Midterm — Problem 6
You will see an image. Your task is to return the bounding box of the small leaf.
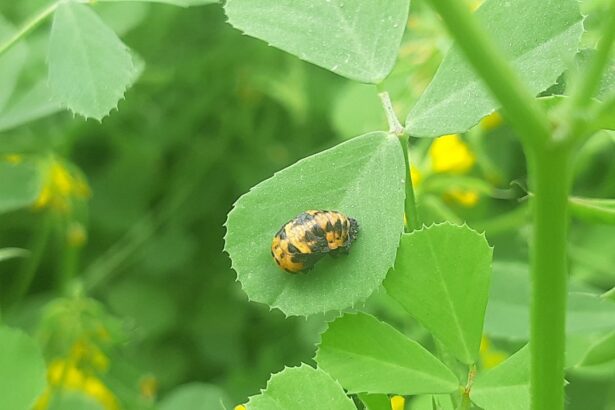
[470,345,530,410]
[0,326,47,410]
[0,159,44,214]
[48,2,139,120]
[225,132,405,316]
[246,364,356,410]
[579,331,615,367]
[384,223,493,364]
[158,383,230,410]
[569,196,615,224]
[224,0,409,83]
[406,0,583,137]
[316,313,459,395]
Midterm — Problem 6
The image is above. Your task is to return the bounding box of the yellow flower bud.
[391,395,405,410]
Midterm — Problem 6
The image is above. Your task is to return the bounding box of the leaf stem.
[0,1,60,57]
[424,0,551,150]
[378,92,421,231]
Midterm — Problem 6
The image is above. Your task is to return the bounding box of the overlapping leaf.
[225,132,405,316]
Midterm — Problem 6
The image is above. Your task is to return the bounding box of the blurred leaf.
[224,0,409,83]
[316,313,459,395]
[158,383,230,410]
[358,393,390,410]
[0,159,43,214]
[580,331,615,367]
[569,196,615,224]
[47,392,104,410]
[225,132,405,316]
[0,247,29,263]
[0,15,28,112]
[0,326,47,410]
[98,0,218,6]
[246,364,356,410]
[332,83,387,138]
[0,80,62,132]
[485,262,615,340]
[48,2,139,120]
[384,223,493,364]
[94,2,150,36]
[406,0,583,137]
[470,345,530,410]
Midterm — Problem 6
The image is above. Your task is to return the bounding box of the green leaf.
[48,2,139,120]
[224,0,409,83]
[384,223,493,364]
[580,331,615,367]
[0,15,28,113]
[470,345,530,410]
[406,0,583,137]
[484,262,615,340]
[332,83,387,138]
[0,159,44,214]
[569,196,615,224]
[358,393,391,410]
[0,248,29,263]
[316,313,459,395]
[0,80,62,132]
[48,392,104,410]
[246,364,356,410]
[158,383,230,410]
[97,0,219,7]
[0,326,47,410]
[224,132,405,316]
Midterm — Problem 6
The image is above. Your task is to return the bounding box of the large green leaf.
[0,326,47,410]
[384,223,493,364]
[0,160,44,214]
[48,2,139,120]
[316,313,459,395]
[246,364,356,410]
[470,345,530,410]
[225,132,405,316]
[0,15,28,113]
[98,0,218,6]
[224,0,409,83]
[484,262,615,340]
[158,383,230,410]
[406,0,583,137]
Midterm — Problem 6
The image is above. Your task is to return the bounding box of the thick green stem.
[527,145,572,410]
[0,1,59,57]
[425,0,551,150]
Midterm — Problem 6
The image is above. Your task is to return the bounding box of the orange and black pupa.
[271,210,359,273]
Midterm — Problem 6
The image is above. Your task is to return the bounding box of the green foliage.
[384,223,493,364]
[0,247,29,263]
[47,392,104,410]
[0,15,27,112]
[225,132,405,316]
[224,0,410,83]
[48,2,139,120]
[358,393,390,410]
[0,159,43,214]
[316,312,459,395]
[158,383,230,410]
[407,0,583,137]
[99,0,218,6]
[246,364,356,410]
[0,326,47,410]
[470,345,530,410]
[569,196,615,224]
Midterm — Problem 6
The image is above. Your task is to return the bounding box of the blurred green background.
[0,0,614,409]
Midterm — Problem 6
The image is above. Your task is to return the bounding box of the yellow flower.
[390,395,405,410]
[429,134,475,174]
[446,189,480,207]
[33,159,90,212]
[480,112,503,131]
[234,405,247,410]
[479,336,508,369]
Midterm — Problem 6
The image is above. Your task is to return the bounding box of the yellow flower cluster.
[429,134,476,174]
[34,159,90,212]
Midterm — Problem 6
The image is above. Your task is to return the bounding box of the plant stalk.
[527,145,572,410]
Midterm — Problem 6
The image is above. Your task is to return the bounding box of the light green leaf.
[97,0,218,7]
[484,262,615,340]
[332,83,387,138]
[569,196,615,224]
[358,393,390,410]
[48,392,104,410]
[470,345,529,410]
[224,0,409,83]
[0,326,47,410]
[0,15,28,113]
[0,248,29,263]
[316,313,459,395]
[224,132,405,316]
[158,383,230,410]
[48,2,139,120]
[406,0,583,137]
[0,159,44,214]
[246,364,356,410]
[580,331,615,367]
[384,223,492,364]
[0,80,62,132]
